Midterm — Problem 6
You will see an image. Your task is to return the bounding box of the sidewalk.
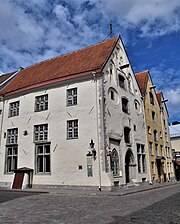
[2,180,179,197]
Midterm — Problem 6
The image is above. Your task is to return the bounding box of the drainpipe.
[92,71,102,191]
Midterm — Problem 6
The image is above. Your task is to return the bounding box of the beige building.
[156,92,174,181]
[135,71,170,183]
[0,36,149,190]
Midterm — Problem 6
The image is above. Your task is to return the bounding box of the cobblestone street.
[0,184,179,224]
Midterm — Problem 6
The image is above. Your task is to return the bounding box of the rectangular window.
[67,119,78,139]
[35,94,48,112]
[137,144,146,173]
[124,127,131,143]
[9,101,19,117]
[6,146,18,173]
[34,124,48,142]
[67,88,77,106]
[36,144,50,173]
[155,144,158,157]
[149,142,153,155]
[7,128,18,144]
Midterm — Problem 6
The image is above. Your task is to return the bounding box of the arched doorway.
[111,148,119,176]
[125,149,135,183]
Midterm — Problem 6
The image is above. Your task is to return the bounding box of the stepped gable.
[1,36,118,96]
[135,70,149,94]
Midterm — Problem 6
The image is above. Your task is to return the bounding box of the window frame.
[6,146,18,173]
[35,143,51,174]
[35,94,48,112]
[34,124,48,142]
[67,88,77,106]
[67,119,78,139]
[137,144,146,173]
[9,101,20,117]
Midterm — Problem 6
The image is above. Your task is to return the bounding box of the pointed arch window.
[111,149,119,176]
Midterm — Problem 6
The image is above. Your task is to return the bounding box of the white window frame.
[34,124,48,142]
[6,146,18,173]
[67,119,78,139]
[137,144,146,173]
[36,143,51,174]
[9,101,19,117]
[67,88,77,106]
[7,128,18,144]
[35,94,48,112]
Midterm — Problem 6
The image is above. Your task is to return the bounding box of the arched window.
[111,149,119,176]
[122,97,129,113]
[154,130,158,141]
[118,75,125,89]
[149,92,154,105]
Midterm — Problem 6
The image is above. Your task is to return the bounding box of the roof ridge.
[23,36,118,71]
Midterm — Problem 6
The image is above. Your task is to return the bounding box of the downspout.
[92,71,102,191]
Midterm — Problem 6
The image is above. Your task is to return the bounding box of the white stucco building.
[0,36,149,190]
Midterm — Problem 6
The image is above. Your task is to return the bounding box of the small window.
[67,119,78,139]
[149,92,154,105]
[118,75,125,89]
[110,91,115,100]
[35,94,48,112]
[122,97,129,113]
[9,101,19,117]
[152,111,156,122]
[34,124,48,142]
[124,127,131,143]
[148,126,151,134]
[67,88,77,106]
[134,125,136,131]
[154,130,158,141]
[149,142,153,155]
[7,128,18,144]
[155,144,158,157]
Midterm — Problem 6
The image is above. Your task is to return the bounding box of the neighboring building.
[156,92,174,181]
[0,36,149,190]
[135,71,168,183]
[169,124,180,181]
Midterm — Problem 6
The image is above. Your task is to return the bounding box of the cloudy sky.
[0,0,180,122]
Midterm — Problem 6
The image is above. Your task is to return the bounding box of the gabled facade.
[0,36,149,190]
[156,92,174,181]
[135,71,168,183]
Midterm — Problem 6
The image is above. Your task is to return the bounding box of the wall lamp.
[87,139,96,160]
[150,85,156,89]
[161,99,168,103]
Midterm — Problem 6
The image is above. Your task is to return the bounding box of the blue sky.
[0,0,180,122]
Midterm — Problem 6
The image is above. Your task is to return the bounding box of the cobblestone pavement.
[0,184,179,224]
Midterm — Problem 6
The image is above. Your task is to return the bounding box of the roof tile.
[1,37,118,96]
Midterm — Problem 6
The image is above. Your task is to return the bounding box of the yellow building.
[135,71,168,183]
[156,92,174,181]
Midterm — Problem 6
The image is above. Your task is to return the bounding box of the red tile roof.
[0,72,15,85]
[135,70,149,94]
[1,36,118,96]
